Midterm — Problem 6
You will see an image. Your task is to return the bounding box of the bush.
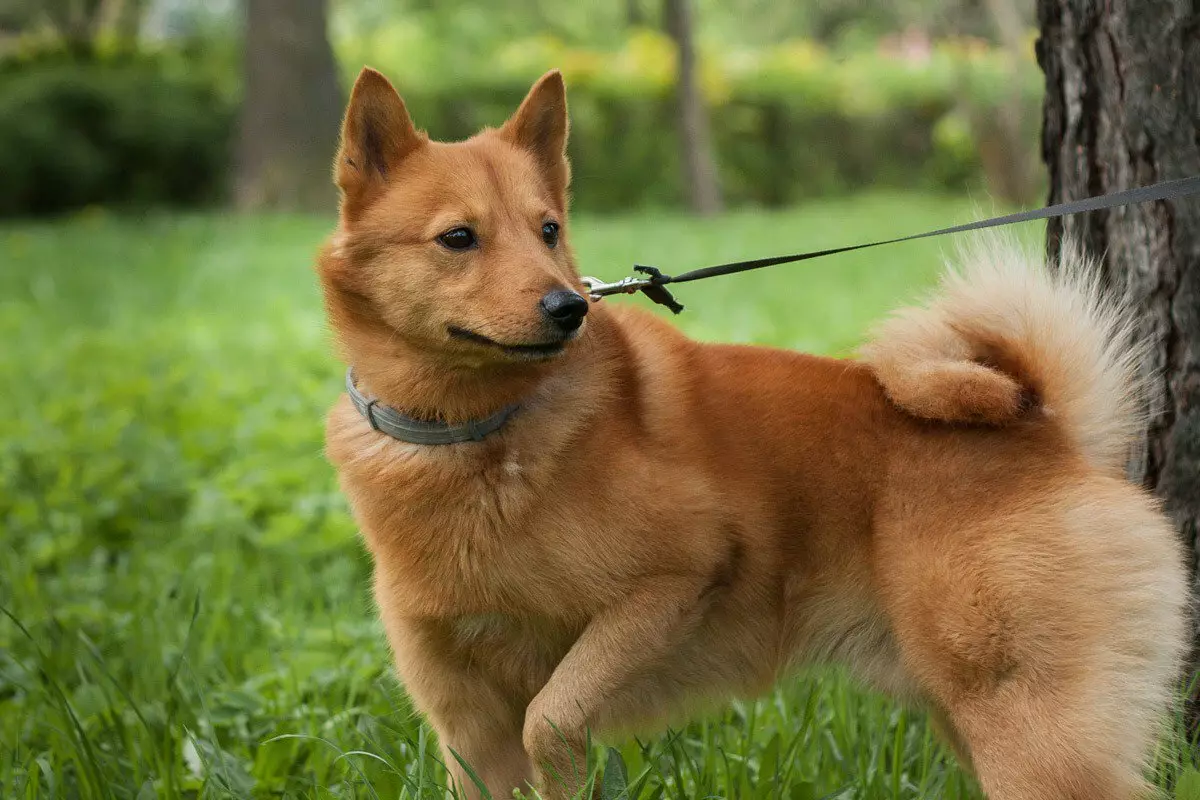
[0,48,234,217]
[0,32,1042,216]
[340,30,1043,210]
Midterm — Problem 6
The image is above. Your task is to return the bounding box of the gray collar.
[345,367,519,445]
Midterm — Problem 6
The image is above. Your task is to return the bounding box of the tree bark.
[1037,0,1200,670]
[663,0,722,215]
[235,0,343,212]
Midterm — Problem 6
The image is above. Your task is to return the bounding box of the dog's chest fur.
[326,396,624,621]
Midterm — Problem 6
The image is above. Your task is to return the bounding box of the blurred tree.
[664,0,722,215]
[973,0,1039,205]
[108,0,146,38]
[40,0,105,49]
[234,0,342,211]
[1038,0,1200,665]
[625,0,645,26]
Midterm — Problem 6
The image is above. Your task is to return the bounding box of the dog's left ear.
[501,70,570,203]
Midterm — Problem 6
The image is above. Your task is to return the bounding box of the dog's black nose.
[540,290,589,332]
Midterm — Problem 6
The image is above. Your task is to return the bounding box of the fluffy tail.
[860,236,1149,474]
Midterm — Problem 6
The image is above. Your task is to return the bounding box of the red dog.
[318,67,1189,800]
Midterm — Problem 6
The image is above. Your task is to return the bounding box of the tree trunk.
[235,0,343,212]
[663,0,722,215]
[626,0,644,26]
[106,0,146,40]
[42,0,105,53]
[1037,0,1200,678]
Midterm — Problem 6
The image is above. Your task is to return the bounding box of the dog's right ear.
[335,68,424,221]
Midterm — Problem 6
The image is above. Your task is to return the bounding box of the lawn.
[1,193,1195,799]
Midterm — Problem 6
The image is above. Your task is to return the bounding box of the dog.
[317,67,1190,800]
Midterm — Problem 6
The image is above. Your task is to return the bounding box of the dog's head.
[320,68,586,371]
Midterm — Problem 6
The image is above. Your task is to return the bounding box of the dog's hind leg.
[928,698,1136,799]
[878,479,1189,800]
[943,681,1159,800]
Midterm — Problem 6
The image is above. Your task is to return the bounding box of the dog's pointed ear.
[500,70,570,202]
[335,68,424,219]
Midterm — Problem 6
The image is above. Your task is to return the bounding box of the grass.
[0,192,1196,799]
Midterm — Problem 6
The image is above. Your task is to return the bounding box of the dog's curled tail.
[861,235,1148,474]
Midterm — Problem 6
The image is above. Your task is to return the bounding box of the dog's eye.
[438,227,477,251]
[541,221,560,248]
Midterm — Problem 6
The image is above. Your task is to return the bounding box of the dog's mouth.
[447,325,576,360]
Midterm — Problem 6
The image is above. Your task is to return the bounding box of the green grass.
[1,193,1196,799]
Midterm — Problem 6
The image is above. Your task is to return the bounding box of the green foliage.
[333,0,1029,52]
[1,201,1194,796]
[0,27,1042,217]
[0,45,234,217]
[1178,767,1200,800]
[338,29,1043,210]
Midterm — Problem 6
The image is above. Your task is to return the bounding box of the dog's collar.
[345,367,518,445]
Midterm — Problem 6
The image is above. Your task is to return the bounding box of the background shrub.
[0,31,1041,217]
[0,46,234,217]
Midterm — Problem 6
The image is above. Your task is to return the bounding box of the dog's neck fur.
[328,295,592,425]
[348,340,549,425]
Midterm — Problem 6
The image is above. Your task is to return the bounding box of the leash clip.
[581,265,685,315]
[581,274,651,297]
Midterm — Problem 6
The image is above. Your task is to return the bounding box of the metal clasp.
[581,265,685,314]
[581,274,654,299]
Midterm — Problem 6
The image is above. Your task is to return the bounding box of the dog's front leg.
[523,576,707,799]
[384,616,531,800]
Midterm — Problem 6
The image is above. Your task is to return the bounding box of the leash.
[581,175,1200,314]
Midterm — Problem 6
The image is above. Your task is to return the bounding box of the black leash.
[581,175,1200,314]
